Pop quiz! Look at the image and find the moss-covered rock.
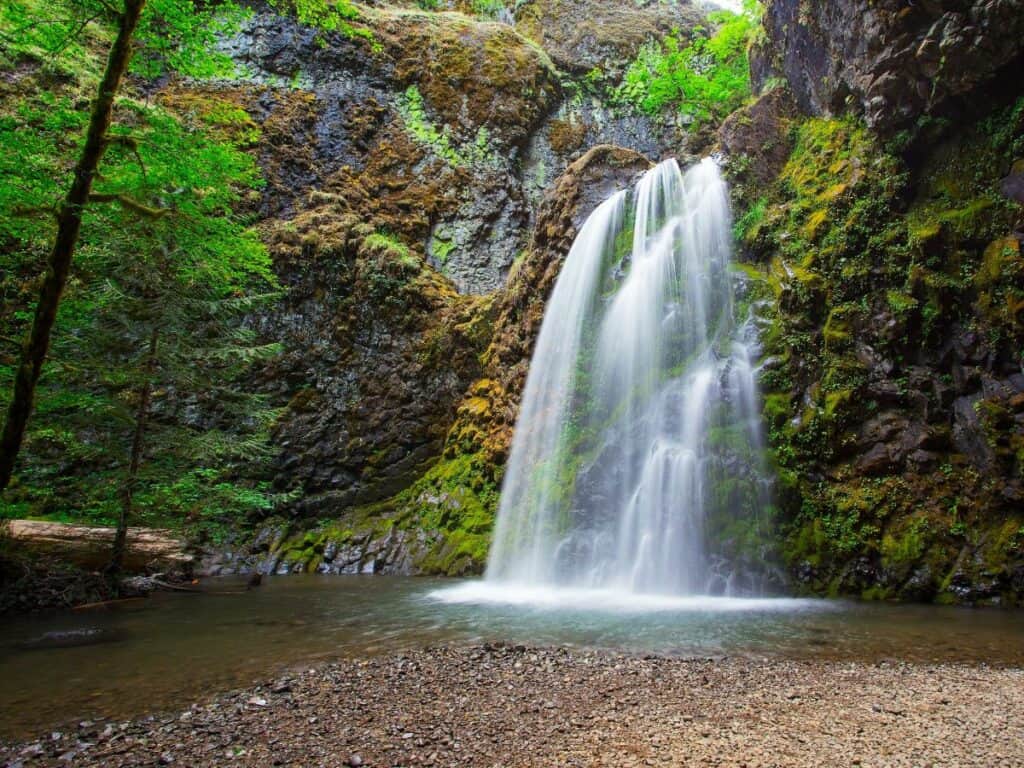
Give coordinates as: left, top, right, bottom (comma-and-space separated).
514, 0, 701, 79
726, 92, 1024, 605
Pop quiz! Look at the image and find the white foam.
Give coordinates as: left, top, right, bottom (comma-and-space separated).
701, 0, 744, 13
427, 581, 829, 614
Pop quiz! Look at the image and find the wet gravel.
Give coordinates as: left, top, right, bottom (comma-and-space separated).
3, 644, 1022, 767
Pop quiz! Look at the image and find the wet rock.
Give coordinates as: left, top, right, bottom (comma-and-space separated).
752, 0, 1024, 136
718, 87, 799, 199
952, 395, 997, 472
18, 628, 127, 651
1001, 171, 1024, 204
898, 565, 936, 602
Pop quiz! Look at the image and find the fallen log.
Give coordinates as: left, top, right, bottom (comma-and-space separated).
5, 519, 192, 573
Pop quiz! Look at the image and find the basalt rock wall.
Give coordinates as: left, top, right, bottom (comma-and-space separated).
722, 0, 1024, 604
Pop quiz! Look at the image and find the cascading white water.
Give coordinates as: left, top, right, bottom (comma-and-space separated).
486, 158, 772, 596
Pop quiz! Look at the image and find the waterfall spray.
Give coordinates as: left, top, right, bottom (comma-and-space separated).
486, 158, 771, 596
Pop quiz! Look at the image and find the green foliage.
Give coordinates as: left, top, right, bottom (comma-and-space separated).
364, 232, 419, 270
469, 0, 507, 20
430, 233, 456, 267
0, 25, 282, 535
733, 195, 767, 244
0, 0, 109, 79
753, 96, 1024, 603
266, 0, 373, 45
133, 0, 250, 79
614, 3, 759, 130
0, 0, 247, 80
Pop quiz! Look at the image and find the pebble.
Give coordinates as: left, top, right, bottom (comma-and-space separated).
1, 646, 1021, 767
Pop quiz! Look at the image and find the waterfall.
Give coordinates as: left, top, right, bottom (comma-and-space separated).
486, 158, 772, 596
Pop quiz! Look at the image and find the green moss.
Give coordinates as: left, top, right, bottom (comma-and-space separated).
763, 392, 792, 430
861, 585, 894, 602
388, 450, 499, 575
880, 517, 929, 570
364, 232, 419, 270
823, 389, 852, 421
802, 209, 829, 242
784, 518, 827, 568
886, 290, 918, 314
823, 304, 856, 350
395, 85, 498, 169
733, 195, 768, 245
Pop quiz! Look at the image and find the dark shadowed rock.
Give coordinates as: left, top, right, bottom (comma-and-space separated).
18, 628, 127, 651
1002, 172, 1024, 204
752, 0, 1024, 135
718, 87, 799, 202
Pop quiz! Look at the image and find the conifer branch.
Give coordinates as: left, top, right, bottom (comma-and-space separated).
88, 193, 169, 218
102, 134, 147, 176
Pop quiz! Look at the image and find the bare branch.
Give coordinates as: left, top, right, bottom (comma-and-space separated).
50, 12, 106, 56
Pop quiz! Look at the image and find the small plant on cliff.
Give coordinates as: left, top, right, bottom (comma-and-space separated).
396, 85, 499, 169
614, 1, 760, 130
469, 0, 508, 21
268, 0, 374, 45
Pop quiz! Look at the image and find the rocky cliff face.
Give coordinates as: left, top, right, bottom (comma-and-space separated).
218, 4, 559, 294
723, 1, 1024, 604
179, 0, 694, 580
751, 0, 1024, 137
206, 0, 1024, 604
174, 1, 707, 544
205, 146, 652, 578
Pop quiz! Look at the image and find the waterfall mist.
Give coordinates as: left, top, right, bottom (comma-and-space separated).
486, 158, 775, 596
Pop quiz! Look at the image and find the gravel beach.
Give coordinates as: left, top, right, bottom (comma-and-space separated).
3, 644, 1022, 767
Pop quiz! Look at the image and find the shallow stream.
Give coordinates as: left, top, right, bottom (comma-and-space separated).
1, 575, 1022, 739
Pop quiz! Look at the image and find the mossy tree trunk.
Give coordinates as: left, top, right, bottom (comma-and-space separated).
0, 0, 147, 491
108, 327, 158, 576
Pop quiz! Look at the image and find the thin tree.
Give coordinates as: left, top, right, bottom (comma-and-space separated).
92, 233, 280, 574
0, 0, 146, 490
1, 0, 253, 490
109, 327, 157, 574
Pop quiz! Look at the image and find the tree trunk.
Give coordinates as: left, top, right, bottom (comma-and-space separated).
0, 0, 147, 491
108, 328, 158, 576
